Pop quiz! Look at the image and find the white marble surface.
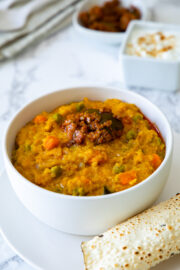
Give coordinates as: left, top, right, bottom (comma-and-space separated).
0, 21, 180, 270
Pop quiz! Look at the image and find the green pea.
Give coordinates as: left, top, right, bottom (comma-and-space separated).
54, 186, 62, 193
113, 164, 125, 174
24, 144, 31, 151
52, 113, 63, 124
145, 120, 150, 129
157, 137, 162, 145
51, 166, 62, 178
126, 130, 136, 140
72, 187, 84, 196
133, 113, 143, 122
76, 102, 85, 112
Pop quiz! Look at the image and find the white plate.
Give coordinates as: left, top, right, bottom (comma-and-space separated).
0, 133, 180, 270
73, 0, 150, 45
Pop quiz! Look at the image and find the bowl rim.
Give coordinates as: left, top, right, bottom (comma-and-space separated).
73, 0, 149, 38
3, 86, 173, 201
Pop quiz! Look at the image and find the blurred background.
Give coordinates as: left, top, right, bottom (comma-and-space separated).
0, 0, 180, 269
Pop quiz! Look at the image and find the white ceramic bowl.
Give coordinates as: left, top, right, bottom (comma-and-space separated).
119, 20, 180, 91
3, 86, 173, 236
73, 0, 150, 45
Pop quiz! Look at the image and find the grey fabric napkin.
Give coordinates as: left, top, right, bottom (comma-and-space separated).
0, 0, 83, 60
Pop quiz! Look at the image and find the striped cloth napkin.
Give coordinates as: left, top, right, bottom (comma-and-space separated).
0, 0, 83, 60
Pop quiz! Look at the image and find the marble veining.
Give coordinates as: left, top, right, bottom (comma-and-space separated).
0, 9, 180, 270
0, 255, 23, 270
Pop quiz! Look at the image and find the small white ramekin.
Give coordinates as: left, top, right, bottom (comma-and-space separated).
73, 0, 150, 45
3, 86, 173, 235
119, 20, 180, 91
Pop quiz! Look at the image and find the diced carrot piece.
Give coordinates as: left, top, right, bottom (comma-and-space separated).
44, 136, 59, 150
122, 116, 132, 125
87, 151, 107, 165
34, 115, 47, 124
152, 154, 161, 169
119, 171, 137, 185
82, 178, 91, 186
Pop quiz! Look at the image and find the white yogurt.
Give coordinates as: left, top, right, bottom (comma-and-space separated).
126, 29, 180, 60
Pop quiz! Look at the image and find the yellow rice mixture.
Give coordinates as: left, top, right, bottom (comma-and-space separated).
12, 98, 165, 196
